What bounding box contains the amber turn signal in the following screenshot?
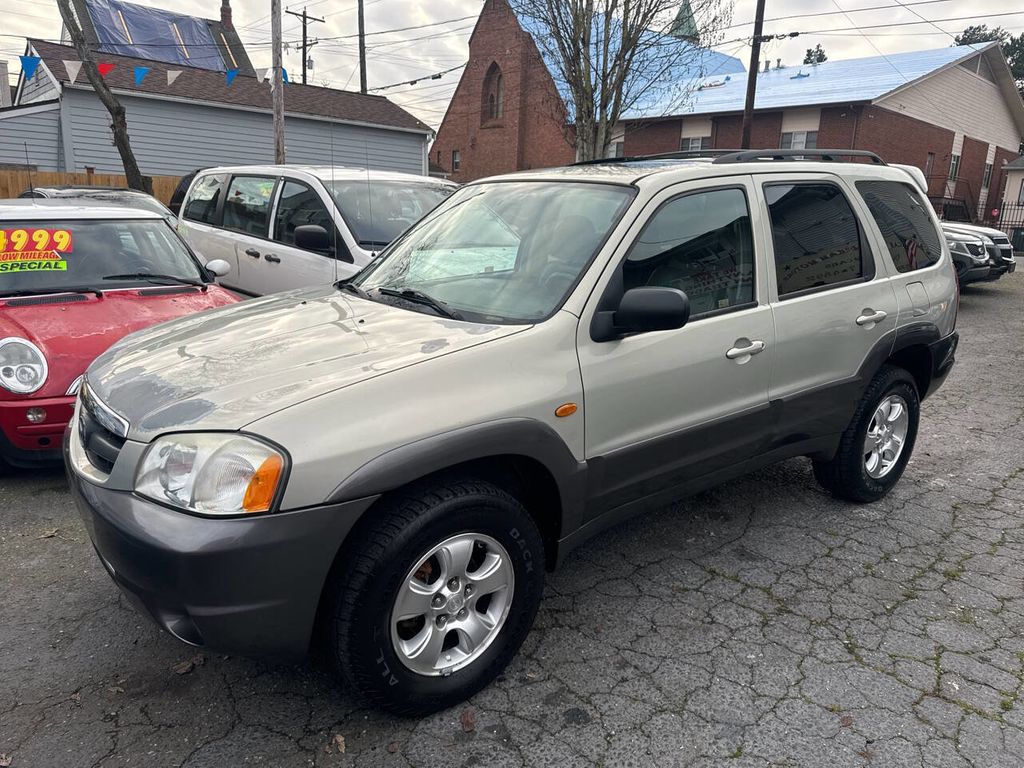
[555,403,578,418]
[242,454,284,512]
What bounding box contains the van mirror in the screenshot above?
[294,224,332,254]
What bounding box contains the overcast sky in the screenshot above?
[2,0,1019,128]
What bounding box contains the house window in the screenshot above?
[680,136,711,152]
[948,153,961,181]
[452,150,461,172]
[780,131,818,150]
[925,152,935,177]
[607,141,625,158]
[1018,180,1024,205]
[982,163,993,189]
[481,62,504,125]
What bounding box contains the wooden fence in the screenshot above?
[0,172,182,205]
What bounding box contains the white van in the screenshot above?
[177,165,457,296]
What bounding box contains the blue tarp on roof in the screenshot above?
[86,0,226,71]
[514,10,745,117]
[631,43,989,118]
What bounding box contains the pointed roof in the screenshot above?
[669,0,700,43]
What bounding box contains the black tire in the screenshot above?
[812,364,920,503]
[328,478,545,716]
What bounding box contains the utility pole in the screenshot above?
[271,0,286,162]
[285,6,324,85]
[358,0,367,94]
[740,0,767,150]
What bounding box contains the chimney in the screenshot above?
[221,0,233,29]
[776,58,782,69]
[763,59,770,73]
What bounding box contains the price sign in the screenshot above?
[0,228,73,273]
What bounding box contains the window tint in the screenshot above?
[624,188,755,316]
[182,173,226,225]
[765,183,869,296]
[222,176,275,236]
[274,181,334,248]
[857,181,942,273]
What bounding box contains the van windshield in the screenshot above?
[353,181,635,324]
[0,219,206,297]
[324,180,456,248]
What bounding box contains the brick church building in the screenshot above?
[434,1,1024,225]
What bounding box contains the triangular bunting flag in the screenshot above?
[64,60,82,84]
[133,66,150,86]
[19,55,41,80]
[97,62,115,77]
[167,70,182,86]
[225,68,239,86]
[282,68,289,84]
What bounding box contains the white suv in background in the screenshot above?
[177,166,457,296]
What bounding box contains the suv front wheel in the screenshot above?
[813,364,920,503]
[328,478,545,715]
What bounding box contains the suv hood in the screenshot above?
[86,286,526,440]
[943,223,1005,242]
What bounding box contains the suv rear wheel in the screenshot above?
[328,478,545,716]
[813,364,920,503]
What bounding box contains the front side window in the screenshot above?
[354,182,635,323]
[274,181,335,249]
[624,188,755,316]
[781,131,818,150]
[182,173,226,225]
[0,219,206,296]
[222,176,276,237]
[765,182,870,296]
[325,179,455,249]
[857,181,942,273]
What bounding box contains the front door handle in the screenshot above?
[264,253,281,263]
[245,248,261,258]
[726,339,766,361]
[856,309,888,327]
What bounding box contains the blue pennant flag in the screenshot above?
[226,68,239,86]
[133,66,150,86]
[19,55,41,80]
[282,68,289,84]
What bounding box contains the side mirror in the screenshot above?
[294,224,332,253]
[205,259,231,278]
[592,287,690,341]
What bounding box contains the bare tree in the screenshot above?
[511,0,732,161]
[56,0,152,193]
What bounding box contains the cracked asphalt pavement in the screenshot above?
[2,272,1023,767]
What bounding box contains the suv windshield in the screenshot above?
[325,179,456,248]
[354,181,635,323]
[0,219,207,296]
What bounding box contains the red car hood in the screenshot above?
[0,287,238,400]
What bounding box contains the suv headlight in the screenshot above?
[0,337,48,394]
[135,433,286,516]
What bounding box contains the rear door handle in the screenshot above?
[856,309,888,326]
[264,254,281,263]
[245,248,261,258]
[726,339,766,361]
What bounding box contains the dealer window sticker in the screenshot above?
[0,228,74,273]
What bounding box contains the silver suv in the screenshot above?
[67,150,959,715]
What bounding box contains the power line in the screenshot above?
[370,63,467,92]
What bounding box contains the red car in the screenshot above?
[0,201,239,468]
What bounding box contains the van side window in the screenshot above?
[274,181,335,249]
[765,182,872,297]
[182,174,226,225]
[222,176,276,237]
[856,181,942,273]
[623,188,755,317]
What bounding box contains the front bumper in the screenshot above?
[0,395,75,465]
[66,434,377,658]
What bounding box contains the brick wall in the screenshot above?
[623,119,682,155]
[431,0,572,181]
[852,106,955,197]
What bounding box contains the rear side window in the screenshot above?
[182,173,226,225]
[222,176,276,237]
[624,187,755,317]
[274,181,334,248]
[765,182,871,297]
[856,181,942,273]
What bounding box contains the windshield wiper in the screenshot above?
[102,273,207,290]
[377,287,463,320]
[335,279,371,300]
[0,286,103,299]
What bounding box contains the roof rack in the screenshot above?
[571,149,733,167]
[712,149,886,165]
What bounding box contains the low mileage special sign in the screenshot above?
[0,228,74,272]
